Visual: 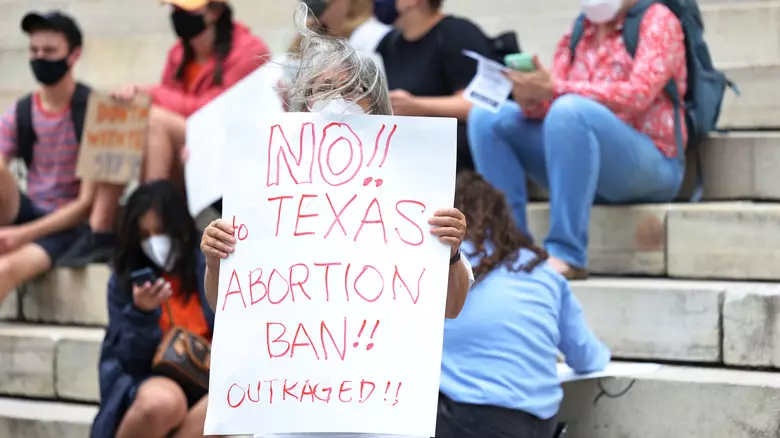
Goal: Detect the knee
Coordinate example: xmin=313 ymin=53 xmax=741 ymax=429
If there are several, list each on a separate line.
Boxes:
xmin=127 ymin=382 xmax=188 ymax=431
xmin=547 ymin=94 xmax=599 ymax=124
xmin=468 ymin=102 xmax=523 ymax=144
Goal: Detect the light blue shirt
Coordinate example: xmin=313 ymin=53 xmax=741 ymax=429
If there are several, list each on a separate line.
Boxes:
xmin=440 ymin=243 xmax=610 ymax=420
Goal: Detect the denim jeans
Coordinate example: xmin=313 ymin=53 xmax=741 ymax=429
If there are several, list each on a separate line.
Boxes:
xmin=436 ymin=394 xmax=558 ymax=438
xmin=467 ymin=95 xmax=684 ymax=268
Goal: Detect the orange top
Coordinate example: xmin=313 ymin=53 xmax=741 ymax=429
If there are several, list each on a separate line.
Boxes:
xmin=182 ymin=62 xmax=206 ymax=92
xmin=159 ymin=274 xmax=212 ymax=342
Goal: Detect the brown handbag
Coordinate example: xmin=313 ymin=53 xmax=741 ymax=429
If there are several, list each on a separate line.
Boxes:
xmin=152 ymin=302 xmax=211 ymax=400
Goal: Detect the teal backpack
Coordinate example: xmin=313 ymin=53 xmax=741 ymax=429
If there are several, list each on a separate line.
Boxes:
xmin=569 ymin=0 xmax=738 ymax=201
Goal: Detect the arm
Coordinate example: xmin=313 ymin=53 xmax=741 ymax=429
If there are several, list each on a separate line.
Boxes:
xmin=521 ymin=35 xmax=572 ymax=120
xmin=205 ymin=262 xmax=219 ymax=311
xmin=413 ymin=19 xmax=495 ymax=121
xmin=413 ymin=93 xmax=472 ymax=121
xmin=552 ymin=6 xmax=685 ymax=119
xmin=16 ymin=180 xmax=95 ymax=241
xmin=557 ymin=280 xmax=610 ymax=373
xmin=150 ymin=38 xmax=271 ymax=117
xmin=106 ymin=275 xmax=163 ymax=377
xmin=444 ymin=256 xmax=472 ymax=319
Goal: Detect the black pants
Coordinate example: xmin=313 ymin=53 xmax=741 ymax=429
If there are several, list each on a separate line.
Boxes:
xmin=436 ymin=394 xmax=558 ymax=438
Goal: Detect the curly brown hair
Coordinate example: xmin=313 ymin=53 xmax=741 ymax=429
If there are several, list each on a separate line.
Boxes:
xmin=455 ymin=171 xmax=548 ymax=282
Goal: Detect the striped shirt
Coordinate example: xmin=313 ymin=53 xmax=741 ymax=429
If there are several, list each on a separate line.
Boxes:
xmin=0 ymin=93 xmax=81 ymax=212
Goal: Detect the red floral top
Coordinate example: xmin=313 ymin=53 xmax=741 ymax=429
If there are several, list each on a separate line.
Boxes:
xmin=525 ymin=4 xmax=687 ymax=158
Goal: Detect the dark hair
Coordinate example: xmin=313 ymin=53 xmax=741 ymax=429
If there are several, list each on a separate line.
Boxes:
xmin=175 ymin=2 xmax=234 ymax=86
xmin=113 ymin=180 xmax=199 ymax=298
xmin=455 ymin=171 xmax=548 ymax=282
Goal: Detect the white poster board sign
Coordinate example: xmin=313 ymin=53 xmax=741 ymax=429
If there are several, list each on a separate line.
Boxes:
xmin=185 ymin=55 xmax=290 ymax=217
xmin=204 ymin=110 xmax=458 ymax=436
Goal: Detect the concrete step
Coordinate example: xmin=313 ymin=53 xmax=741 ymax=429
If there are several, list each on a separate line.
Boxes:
xmin=527 ymin=201 xmax=780 ymax=280
xmin=13 ymin=203 xmax=780 ymax=332
xmin=573 ymin=278 xmax=780 ymax=367
xmin=0 ymin=396 xmax=254 ymax=438
xmin=559 ymin=365 xmax=780 ymax=438
xmin=0 ymin=397 xmax=95 ymax=438
xmin=0 ymin=323 xmax=102 ymax=402
xmin=719 ymin=63 xmax=780 ymax=129
xmin=21 ymin=266 xmax=109 ymax=327
xmin=530 ymin=132 xmax=780 ymax=201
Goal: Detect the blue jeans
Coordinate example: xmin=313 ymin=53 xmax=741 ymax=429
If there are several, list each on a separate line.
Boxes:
xmin=467 ymin=95 xmax=684 ymax=268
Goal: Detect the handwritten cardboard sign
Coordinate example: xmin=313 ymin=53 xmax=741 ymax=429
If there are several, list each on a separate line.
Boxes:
xmin=76 ymin=92 xmax=150 ymax=184
xmin=204 ymin=111 xmax=457 ymax=436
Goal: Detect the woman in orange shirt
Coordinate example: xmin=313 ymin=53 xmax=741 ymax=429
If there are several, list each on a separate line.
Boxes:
xmin=92 ymin=180 xmax=216 ymax=438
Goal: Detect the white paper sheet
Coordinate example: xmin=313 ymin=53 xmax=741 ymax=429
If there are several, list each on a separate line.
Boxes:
xmin=557 ymin=361 xmax=663 ymax=383
xmin=204 ymin=112 xmax=458 ymax=437
xmin=184 ymin=54 xmax=290 ymax=217
xmin=462 ymin=50 xmax=513 ymax=113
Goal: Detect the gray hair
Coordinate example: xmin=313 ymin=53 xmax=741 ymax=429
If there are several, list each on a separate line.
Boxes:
xmin=284 ymin=3 xmax=392 ymax=115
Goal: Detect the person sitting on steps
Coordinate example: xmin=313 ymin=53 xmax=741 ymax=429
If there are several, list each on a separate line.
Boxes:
xmin=91 ymin=180 xmax=216 ymax=438
xmin=0 ymin=11 xmax=96 ymax=303
xmin=436 ymin=171 xmax=609 ymax=438
xmin=63 ymin=0 xmax=271 ymax=265
xmin=467 ymin=0 xmax=687 ymax=279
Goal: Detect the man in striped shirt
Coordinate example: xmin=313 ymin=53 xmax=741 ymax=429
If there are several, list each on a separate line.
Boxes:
xmin=0 ymin=12 xmax=95 ymax=303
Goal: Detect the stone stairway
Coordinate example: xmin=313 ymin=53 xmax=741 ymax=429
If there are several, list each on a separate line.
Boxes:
xmin=1 ymin=0 xmax=780 ymax=437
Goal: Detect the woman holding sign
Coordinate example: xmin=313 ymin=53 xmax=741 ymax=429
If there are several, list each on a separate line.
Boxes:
xmin=92 ymin=181 xmax=216 ymax=438
xmin=199 ymin=13 xmax=473 ymax=438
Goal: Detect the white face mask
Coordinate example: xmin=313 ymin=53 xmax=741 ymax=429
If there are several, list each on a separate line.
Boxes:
xmin=581 ymin=0 xmax=622 ymax=24
xmin=141 ymin=235 xmax=178 ymax=272
xmin=311 ymin=95 xmax=366 ymax=115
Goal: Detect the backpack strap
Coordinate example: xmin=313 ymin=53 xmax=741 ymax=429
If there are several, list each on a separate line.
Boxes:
xmin=568 ymin=14 xmax=587 ymax=64
xmin=70 ymin=82 xmax=91 ymax=144
xmin=15 ymin=94 xmax=35 ymax=169
xmin=624 ymin=0 xmax=701 ymax=200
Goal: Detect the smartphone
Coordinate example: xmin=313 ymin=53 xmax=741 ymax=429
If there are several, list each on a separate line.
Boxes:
xmin=504 ymin=53 xmax=537 ymax=73
xmin=130 ymin=267 xmax=157 ymax=287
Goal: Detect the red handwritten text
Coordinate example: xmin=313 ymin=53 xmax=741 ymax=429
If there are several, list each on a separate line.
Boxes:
xmin=220 ymin=263 xmax=426 ymax=310
xmin=226 ymin=378 xmax=402 ymax=408
xmin=267 ymin=195 xmax=426 ymax=246
xmin=267 ymin=122 xmax=398 ymax=188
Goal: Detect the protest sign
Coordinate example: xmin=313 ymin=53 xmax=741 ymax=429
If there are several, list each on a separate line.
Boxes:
xmin=76 ymin=92 xmax=150 ymax=184
xmin=204 ymin=110 xmax=457 ymax=436
xmin=185 ymin=55 xmax=288 ymax=217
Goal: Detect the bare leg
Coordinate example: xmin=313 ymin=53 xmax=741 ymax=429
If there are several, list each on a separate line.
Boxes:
xmin=0 ymin=244 xmax=51 ymax=303
xmin=116 ymin=377 xmax=189 ymax=438
xmin=0 ymin=159 xmax=21 ymax=226
xmin=172 ymin=395 xmax=220 ymax=438
xmin=144 ymin=106 xmax=186 ymax=183
xmin=89 ymin=183 xmax=124 ymax=233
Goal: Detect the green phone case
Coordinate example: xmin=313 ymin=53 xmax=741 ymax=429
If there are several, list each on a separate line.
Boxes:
xmin=504 ymin=53 xmax=536 ymax=72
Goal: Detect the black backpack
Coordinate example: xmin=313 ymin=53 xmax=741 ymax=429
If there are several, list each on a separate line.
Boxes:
xmin=15 ymin=82 xmax=91 ymax=170
xmin=569 ymin=0 xmax=737 ymax=201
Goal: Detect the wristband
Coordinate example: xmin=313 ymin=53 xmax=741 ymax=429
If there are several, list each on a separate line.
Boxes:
xmin=449 ymin=250 xmax=461 ymax=266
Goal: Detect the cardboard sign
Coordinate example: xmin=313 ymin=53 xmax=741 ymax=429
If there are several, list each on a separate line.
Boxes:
xmin=76 ymin=92 xmax=150 ymax=184
xmin=204 ymin=112 xmax=458 ymax=436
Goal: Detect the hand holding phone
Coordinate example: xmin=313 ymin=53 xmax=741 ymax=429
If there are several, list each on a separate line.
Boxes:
xmin=131 ymin=267 xmax=157 ymax=287
xmin=130 ymin=268 xmax=171 ymax=312
xmin=504 ymin=53 xmax=537 ymax=73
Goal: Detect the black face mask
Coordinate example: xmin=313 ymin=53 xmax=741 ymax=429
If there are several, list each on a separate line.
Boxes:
xmin=170 ymin=9 xmax=207 ymax=40
xmin=30 ymin=57 xmax=69 ymax=86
